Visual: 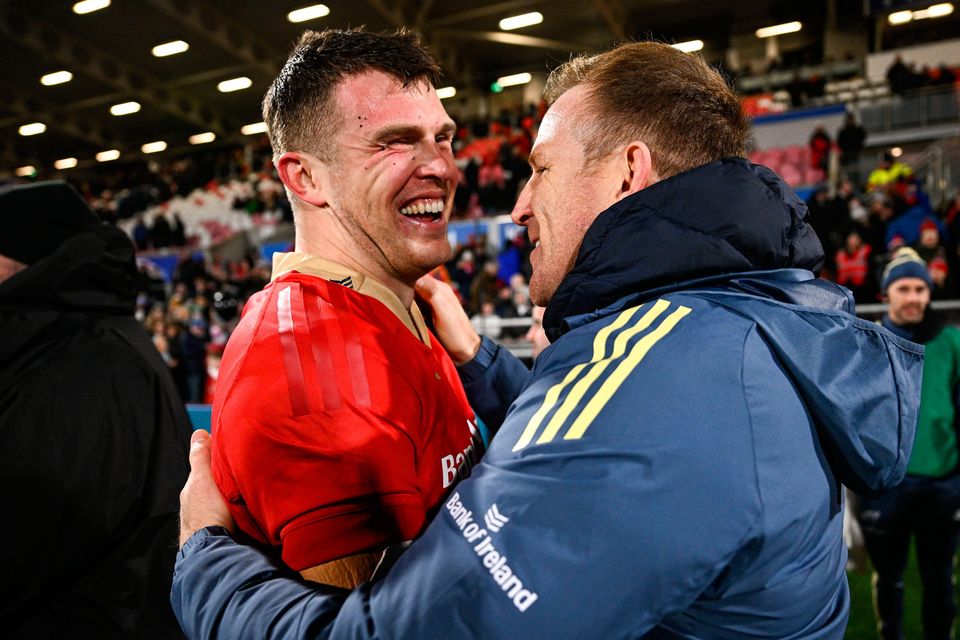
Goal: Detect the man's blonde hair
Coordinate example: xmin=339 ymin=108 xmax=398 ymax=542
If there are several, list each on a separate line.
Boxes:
xmin=544 ymin=41 xmax=749 ymax=179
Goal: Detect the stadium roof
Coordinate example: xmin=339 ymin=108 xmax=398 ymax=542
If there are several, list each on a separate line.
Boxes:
xmin=0 ymin=0 xmax=839 ymax=176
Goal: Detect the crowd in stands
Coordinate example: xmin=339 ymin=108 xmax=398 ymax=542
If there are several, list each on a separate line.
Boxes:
xmin=34 ymin=73 xmax=957 ymax=404
xmin=807 ymin=151 xmax=960 ymax=305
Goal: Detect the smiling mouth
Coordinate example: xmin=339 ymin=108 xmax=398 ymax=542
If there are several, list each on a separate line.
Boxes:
xmin=399 ymin=198 xmax=444 ymax=222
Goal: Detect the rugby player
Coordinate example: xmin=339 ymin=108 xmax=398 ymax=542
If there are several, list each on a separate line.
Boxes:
xmin=209 ymin=28 xmax=483 ymax=589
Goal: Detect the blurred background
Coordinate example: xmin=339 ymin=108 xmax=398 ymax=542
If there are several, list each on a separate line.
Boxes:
xmin=3 ymin=1 xmax=959 ymax=635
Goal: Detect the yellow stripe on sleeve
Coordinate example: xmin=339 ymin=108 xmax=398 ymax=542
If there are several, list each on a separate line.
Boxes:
xmin=534 ymin=299 xmax=672 ymax=446
xmin=563 ymin=305 xmax=691 ymax=441
xmin=511 ymin=304 xmax=644 ymax=452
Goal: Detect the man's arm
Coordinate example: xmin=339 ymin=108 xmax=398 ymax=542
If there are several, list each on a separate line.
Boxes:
xmin=416 ymin=275 xmax=531 ymax=432
xmin=300 ymin=552 xmax=382 ymax=588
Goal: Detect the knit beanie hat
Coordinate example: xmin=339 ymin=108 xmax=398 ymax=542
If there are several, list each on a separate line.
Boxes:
xmin=0 ymin=180 xmax=100 ymax=265
xmin=881 ymin=247 xmax=932 ymax=291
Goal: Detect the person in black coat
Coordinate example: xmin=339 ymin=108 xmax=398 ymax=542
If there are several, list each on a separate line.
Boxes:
xmin=0 ymin=181 xmax=192 ymax=638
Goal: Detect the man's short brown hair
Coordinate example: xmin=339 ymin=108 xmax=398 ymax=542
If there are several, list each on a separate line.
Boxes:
xmin=263 ymin=28 xmax=442 ymax=162
xmin=544 ymin=41 xmax=749 ymax=179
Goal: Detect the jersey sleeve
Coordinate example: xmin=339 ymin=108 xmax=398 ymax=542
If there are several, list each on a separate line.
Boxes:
xmin=215 ymin=406 xmax=427 ymax=571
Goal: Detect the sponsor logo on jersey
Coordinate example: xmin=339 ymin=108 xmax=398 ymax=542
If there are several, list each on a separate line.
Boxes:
xmin=441 ymin=417 xmax=485 ymax=488
xmin=446 ymin=491 xmax=538 ymax=612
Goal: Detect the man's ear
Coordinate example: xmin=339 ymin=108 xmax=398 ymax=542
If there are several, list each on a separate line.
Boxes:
xmin=616 ymin=141 xmax=657 ymax=201
xmin=276 ymin=151 xmax=329 ymax=208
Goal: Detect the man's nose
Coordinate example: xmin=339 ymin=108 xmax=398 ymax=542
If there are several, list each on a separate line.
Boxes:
xmin=511 ymin=182 xmax=533 ymax=226
xmin=417 ymin=142 xmax=458 ymax=184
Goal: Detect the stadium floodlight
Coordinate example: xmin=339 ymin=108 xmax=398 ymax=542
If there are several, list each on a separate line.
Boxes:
xmin=928 ymin=3 xmax=955 ymax=18
xmin=110 ymin=101 xmax=141 ymax=116
xmin=888 ymin=10 xmax=914 ymax=24
xmin=890 ymin=147 xmax=903 ymax=158
xmin=54 ymin=157 xmax=78 ymax=170
xmin=288 ymin=4 xmax=330 ymax=23
xmin=218 ymin=77 xmax=252 ymax=93
xmin=19 ymin=122 xmax=46 ymax=136
xmin=496 ymin=72 xmax=532 ymax=87
xmin=241 ymin=122 xmax=268 ymax=135
xmin=755 ymin=21 xmax=802 ymax=38
xmin=152 ymin=40 xmax=189 ymax=57
xmin=672 ymin=40 xmax=704 ymax=53
xmin=436 ymin=86 xmax=457 ymax=100
xmin=189 ymin=132 xmax=216 ymax=145
xmin=41 ymin=71 xmax=73 ymax=86
xmin=96 ymin=149 xmax=120 ymax=162
xmin=141 ymin=141 xmax=167 ymax=154
xmin=15 ymin=166 xmax=36 ymax=177
xmin=499 ymin=12 xmax=543 ymax=31
xmin=73 ymin=0 xmax=110 ymax=14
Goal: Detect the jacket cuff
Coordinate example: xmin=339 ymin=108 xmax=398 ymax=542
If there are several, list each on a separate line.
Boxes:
xmin=457 ymin=336 xmax=499 ymax=384
xmin=180 ymin=526 xmax=233 ymax=558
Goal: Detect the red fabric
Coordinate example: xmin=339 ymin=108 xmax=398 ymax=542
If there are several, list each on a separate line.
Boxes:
xmin=835 ymin=245 xmax=872 ymax=287
xmin=211 ymin=273 xmax=481 ymax=570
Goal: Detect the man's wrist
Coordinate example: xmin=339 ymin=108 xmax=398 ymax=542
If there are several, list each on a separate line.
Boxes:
xmin=453 ymin=334 xmax=483 ymax=366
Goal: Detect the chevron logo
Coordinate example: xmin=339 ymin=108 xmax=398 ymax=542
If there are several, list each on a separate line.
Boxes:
xmin=484 ymin=503 xmax=509 ymax=532
xmin=331 ymin=276 xmax=354 ymax=289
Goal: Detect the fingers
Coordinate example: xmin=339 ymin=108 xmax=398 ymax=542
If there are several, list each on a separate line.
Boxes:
xmin=188 ymin=428 xmax=211 ymax=472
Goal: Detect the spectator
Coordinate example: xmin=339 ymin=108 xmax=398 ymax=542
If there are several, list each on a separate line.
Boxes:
xmin=868 ymin=151 xmax=913 ymax=193
xmin=809 ymin=125 xmax=832 ymax=172
xmin=471 ymin=300 xmax=504 ymax=339
xmin=0 ymin=181 xmax=191 ymax=637
xmin=916 ymin=219 xmax=950 ymax=295
xmin=886 ymin=55 xmax=913 ymax=96
xmin=837 ymin=113 xmax=866 ymax=169
xmin=835 ymin=230 xmax=874 ymax=303
xmin=469 ymin=259 xmax=502 ymax=314
xmin=524 ymin=305 xmax=550 ymax=359
xmin=858 ymin=248 xmax=960 ymax=640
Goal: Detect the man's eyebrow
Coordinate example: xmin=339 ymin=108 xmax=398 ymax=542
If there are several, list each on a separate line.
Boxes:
xmin=528 ymin=151 xmax=541 ymax=168
xmin=371 ymin=121 xmax=457 ymax=144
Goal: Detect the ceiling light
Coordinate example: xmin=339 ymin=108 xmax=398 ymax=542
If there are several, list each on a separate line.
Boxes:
xmin=189 ymin=132 xmax=216 ymax=145
xmin=141 ymin=141 xmax=167 ymax=154
xmin=18 ymin=122 xmax=46 ymax=136
xmin=41 ymin=71 xmax=73 ymax=86
xmin=672 ymin=40 xmax=704 ymax=53
xmin=15 ymin=166 xmax=36 ymax=177
xmin=888 ymin=10 xmax=914 ymax=24
xmin=54 ymin=157 xmax=78 ymax=170
xmin=496 ymin=72 xmax=532 ymax=87
xmin=755 ymin=21 xmax=802 ymax=38
xmin=96 ymin=149 xmax=120 ymax=162
xmin=288 ymin=4 xmax=330 ymax=23
xmin=499 ymin=11 xmax=543 ymax=31
xmin=110 ymin=101 xmax=141 ymax=116
xmin=436 ymin=86 xmax=457 ymax=100
xmin=73 ymin=0 xmax=110 ymax=14
xmin=152 ymin=40 xmax=189 ymax=57
xmin=890 ymin=147 xmax=903 ymax=157
xmin=218 ymin=77 xmax=252 ymax=93
xmin=241 ymin=122 xmax=268 ymax=135
xmin=928 ymin=3 xmax=955 ymax=18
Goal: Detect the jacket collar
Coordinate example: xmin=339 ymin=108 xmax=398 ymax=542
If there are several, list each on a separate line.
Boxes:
xmin=543 ymin=158 xmax=824 ymax=340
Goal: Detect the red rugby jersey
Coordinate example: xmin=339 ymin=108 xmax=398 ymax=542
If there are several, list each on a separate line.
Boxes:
xmin=212 ymin=256 xmax=481 ymax=571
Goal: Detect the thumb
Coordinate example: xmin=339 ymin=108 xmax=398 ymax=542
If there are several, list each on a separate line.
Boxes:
xmin=188 ymin=429 xmax=212 ymax=472
xmin=414 ymin=274 xmax=439 ymax=300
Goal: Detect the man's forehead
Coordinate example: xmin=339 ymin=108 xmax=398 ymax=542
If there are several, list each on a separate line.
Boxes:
xmin=334 ymin=70 xmax=448 ymax=124
xmin=531 ymin=85 xmax=589 ymax=154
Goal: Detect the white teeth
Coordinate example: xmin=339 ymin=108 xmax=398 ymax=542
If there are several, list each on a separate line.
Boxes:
xmin=535 ymin=240 xmax=541 ymax=248
xmin=400 ymin=198 xmax=443 ymax=216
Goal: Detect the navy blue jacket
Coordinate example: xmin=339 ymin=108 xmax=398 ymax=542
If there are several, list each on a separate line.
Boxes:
xmin=171 ymin=158 xmax=922 ymax=638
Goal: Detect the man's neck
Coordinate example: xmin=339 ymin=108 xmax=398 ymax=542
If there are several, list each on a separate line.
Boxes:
xmin=294 ymin=218 xmax=415 ymax=310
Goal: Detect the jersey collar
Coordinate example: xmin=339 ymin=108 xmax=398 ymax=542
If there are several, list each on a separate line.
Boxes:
xmin=271 ymin=252 xmax=431 ymax=346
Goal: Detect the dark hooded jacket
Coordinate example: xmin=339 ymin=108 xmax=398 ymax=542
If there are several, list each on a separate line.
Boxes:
xmin=170 ymin=159 xmax=922 ymax=639
xmin=0 ymin=224 xmax=191 ymax=638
